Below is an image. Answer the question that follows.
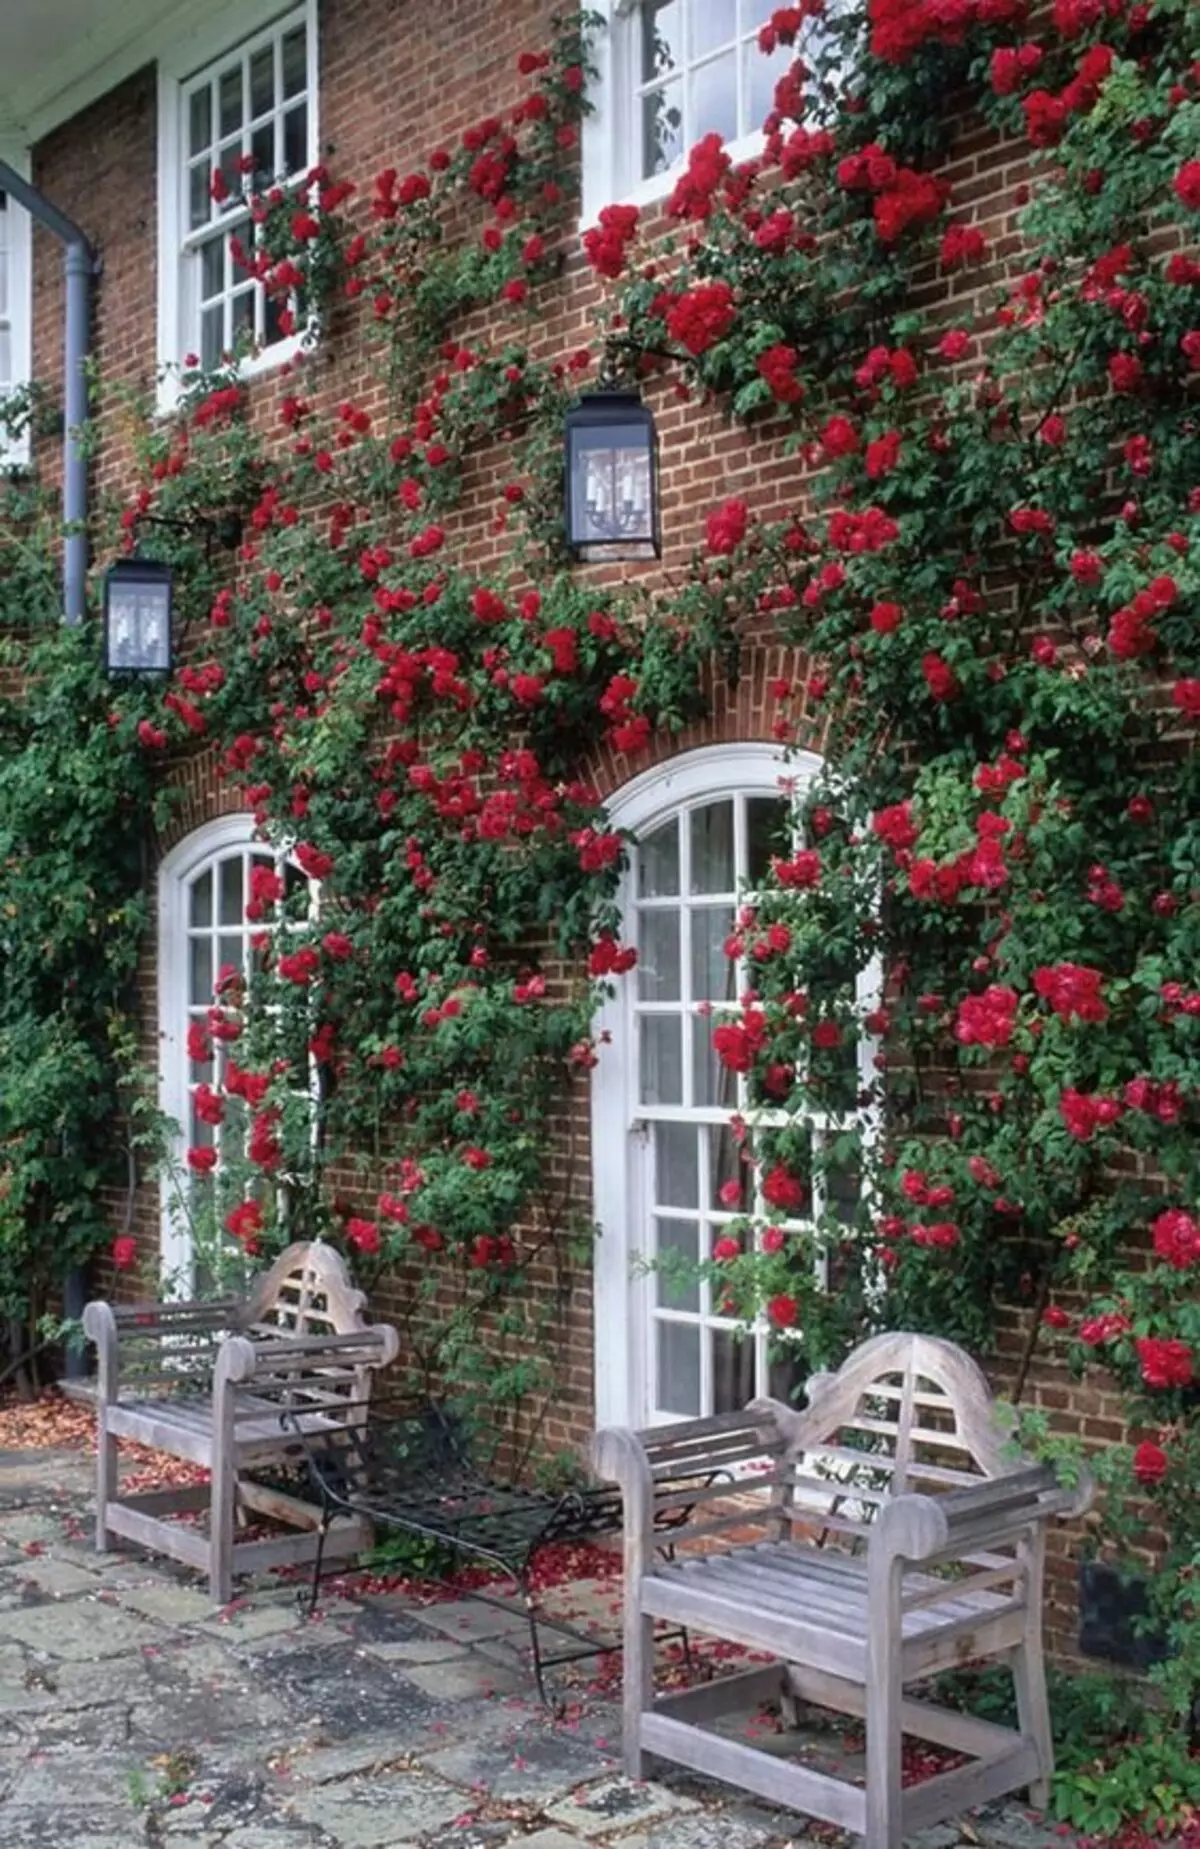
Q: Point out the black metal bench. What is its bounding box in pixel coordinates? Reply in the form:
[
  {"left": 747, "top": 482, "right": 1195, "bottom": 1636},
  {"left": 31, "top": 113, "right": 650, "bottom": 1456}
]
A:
[{"left": 288, "top": 1398, "right": 717, "bottom": 1702}]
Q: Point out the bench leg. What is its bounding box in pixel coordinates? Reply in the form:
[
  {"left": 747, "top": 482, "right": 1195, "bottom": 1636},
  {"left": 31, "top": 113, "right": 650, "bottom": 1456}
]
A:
[
  {"left": 95, "top": 1411, "right": 118, "bottom": 1552},
  {"left": 865, "top": 1562, "right": 904, "bottom": 1849},
  {"left": 209, "top": 1454, "right": 236, "bottom": 1606},
  {"left": 623, "top": 1608, "right": 654, "bottom": 1778},
  {"left": 1011, "top": 1634, "right": 1053, "bottom": 1809}
]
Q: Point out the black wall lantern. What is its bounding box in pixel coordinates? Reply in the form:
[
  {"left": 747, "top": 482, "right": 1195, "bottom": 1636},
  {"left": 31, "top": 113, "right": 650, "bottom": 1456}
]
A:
[
  {"left": 565, "top": 381, "right": 660, "bottom": 563},
  {"left": 103, "top": 557, "right": 174, "bottom": 674}
]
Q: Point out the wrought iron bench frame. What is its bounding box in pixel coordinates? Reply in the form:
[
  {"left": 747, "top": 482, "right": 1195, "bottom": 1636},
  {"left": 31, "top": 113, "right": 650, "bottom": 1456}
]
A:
[{"left": 289, "top": 1398, "right": 719, "bottom": 1703}]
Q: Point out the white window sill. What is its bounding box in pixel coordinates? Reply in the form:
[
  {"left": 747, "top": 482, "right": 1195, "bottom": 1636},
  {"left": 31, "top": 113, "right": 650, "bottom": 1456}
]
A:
[
  {"left": 580, "top": 128, "right": 767, "bottom": 232},
  {"left": 155, "top": 330, "right": 312, "bottom": 418}
]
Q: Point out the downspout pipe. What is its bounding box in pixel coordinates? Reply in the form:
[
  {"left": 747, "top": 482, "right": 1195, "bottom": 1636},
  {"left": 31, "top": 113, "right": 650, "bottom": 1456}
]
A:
[
  {"left": 0, "top": 160, "right": 96, "bottom": 1379},
  {"left": 0, "top": 158, "right": 95, "bottom": 625}
]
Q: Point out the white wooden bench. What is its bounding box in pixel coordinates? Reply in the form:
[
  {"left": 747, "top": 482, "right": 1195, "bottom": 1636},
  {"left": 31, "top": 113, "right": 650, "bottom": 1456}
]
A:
[
  {"left": 83, "top": 1240, "right": 399, "bottom": 1604},
  {"left": 594, "top": 1331, "right": 1093, "bottom": 1849}
]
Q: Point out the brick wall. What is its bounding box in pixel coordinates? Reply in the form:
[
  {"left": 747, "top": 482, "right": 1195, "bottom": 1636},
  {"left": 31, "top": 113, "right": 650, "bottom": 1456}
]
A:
[{"left": 24, "top": 0, "right": 1122, "bottom": 1657}]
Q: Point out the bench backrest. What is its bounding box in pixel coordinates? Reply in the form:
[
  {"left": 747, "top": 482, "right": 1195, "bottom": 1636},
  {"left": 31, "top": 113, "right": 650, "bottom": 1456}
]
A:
[
  {"left": 244, "top": 1239, "right": 369, "bottom": 1338},
  {"left": 595, "top": 1333, "right": 1018, "bottom": 1551},
  {"left": 752, "top": 1331, "right": 1016, "bottom": 1541},
  {"left": 86, "top": 1239, "right": 390, "bottom": 1405}
]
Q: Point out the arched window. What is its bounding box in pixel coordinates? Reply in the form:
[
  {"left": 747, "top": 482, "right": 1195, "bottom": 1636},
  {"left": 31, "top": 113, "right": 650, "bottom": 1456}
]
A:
[
  {"left": 591, "top": 743, "right": 874, "bottom": 1430},
  {"left": 157, "top": 815, "right": 307, "bottom": 1283}
]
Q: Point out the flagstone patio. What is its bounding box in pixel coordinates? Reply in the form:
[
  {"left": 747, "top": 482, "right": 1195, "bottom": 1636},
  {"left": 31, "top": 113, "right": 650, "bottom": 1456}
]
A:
[{"left": 0, "top": 1436, "right": 1073, "bottom": 1849}]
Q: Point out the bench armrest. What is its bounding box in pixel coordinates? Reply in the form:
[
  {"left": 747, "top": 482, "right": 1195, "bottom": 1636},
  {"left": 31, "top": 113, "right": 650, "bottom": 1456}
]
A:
[
  {"left": 83, "top": 1295, "right": 241, "bottom": 1405},
  {"left": 871, "top": 1462, "right": 1095, "bottom": 1566}
]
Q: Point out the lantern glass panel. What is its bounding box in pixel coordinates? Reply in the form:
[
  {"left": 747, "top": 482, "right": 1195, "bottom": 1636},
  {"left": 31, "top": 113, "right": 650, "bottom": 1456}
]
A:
[
  {"left": 569, "top": 417, "right": 658, "bottom": 561},
  {"left": 106, "top": 573, "right": 172, "bottom": 673}
]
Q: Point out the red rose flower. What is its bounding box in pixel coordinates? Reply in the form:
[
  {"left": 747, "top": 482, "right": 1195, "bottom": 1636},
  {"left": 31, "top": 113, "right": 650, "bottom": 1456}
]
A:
[
  {"left": 1132, "top": 1440, "right": 1168, "bottom": 1485},
  {"left": 767, "top": 1294, "right": 799, "bottom": 1329},
  {"left": 762, "top": 1164, "right": 806, "bottom": 1211},
  {"left": 1135, "top": 1336, "right": 1194, "bottom": 1390},
  {"left": 666, "top": 280, "right": 736, "bottom": 355},
  {"left": 111, "top": 1235, "right": 138, "bottom": 1270},
  {"left": 1173, "top": 161, "right": 1200, "bottom": 213}
]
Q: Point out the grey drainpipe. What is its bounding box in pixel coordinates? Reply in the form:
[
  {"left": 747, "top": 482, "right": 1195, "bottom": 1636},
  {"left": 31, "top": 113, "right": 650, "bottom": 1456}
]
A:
[
  {"left": 0, "top": 160, "right": 96, "bottom": 1375},
  {"left": 0, "top": 158, "right": 96, "bottom": 625}
]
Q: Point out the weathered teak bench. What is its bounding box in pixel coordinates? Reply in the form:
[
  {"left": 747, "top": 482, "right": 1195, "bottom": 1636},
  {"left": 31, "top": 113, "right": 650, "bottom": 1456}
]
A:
[
  {"left": 594, "top": 1331, "right": 1093, "bottom": 1849},
  {"left": 83, "top": 1239, "right": 399, "bottom": 1604}
]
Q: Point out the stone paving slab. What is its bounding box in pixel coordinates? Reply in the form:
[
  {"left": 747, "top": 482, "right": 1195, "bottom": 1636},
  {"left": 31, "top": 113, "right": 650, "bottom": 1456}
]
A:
[
  {"left": 545, "top": 1775, "right": 699, "bottom": 1838},
  {"left": 284, "top": 1767, "right": 470, "bottom": 1846},
  {"left": 2, "top": 1592, "right": 168, "bottom": 1658},
  {"left": 422, "top": 1730, "right": 622, "bottom": 1807}
]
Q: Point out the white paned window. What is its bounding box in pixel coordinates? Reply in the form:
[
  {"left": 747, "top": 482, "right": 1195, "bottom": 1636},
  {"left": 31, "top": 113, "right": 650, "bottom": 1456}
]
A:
[
  {"left": 591, "top": 744, "right": 877, "bottom": 1430},
  {"left": 158, "top": 816, "right": 312, "bottom": 1284},
  {"left": 157, "top": 2, "right": 318, "bottom": 393},
  {"left": 0, "top": 170, "right": 32, "bottom": 464},
  {"left": 581, "top": 0, "right": 847, "bottom": 223}
]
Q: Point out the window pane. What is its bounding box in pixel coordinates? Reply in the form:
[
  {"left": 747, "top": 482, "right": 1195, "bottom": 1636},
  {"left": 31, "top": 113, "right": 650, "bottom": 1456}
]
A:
[
  {"left": 219, "top": 856, "right": 243, "bottom": 925},
  {"left": 655, "top": 1122, "right": 698, "bottom": 1210},
  {"left": 188, "top": 85, "right": 212, "bottom": 157},
  {"left": 747, "top": 36, "right": 794, "bottom": 129},
  {"left": 657, "top": 1321, "right": 700, "bottom": 1415},
  {"left": 768, "top": 1346, "right": 806, "bottom": 1407},
  {"left": 189, "top": 162, "right": 211, "bottom": 231},
  {"left": 190, "top": 870, "right": 213, "bottom": 929},
  {"left": 641, "top": 0, "right": 681, "bottom": 82},
  {"left": 188, "top": 1015, "right": 214, "bottom": 1080},
  {"left": 692, "top": 1013, "right": 736, "bottom": 1107},
  {"left": 249, "top": 44, "right": 275, "bottom": 118},
  {"left": 218, "top": 141, "right": 242, "bottom": 200},
  {"left": 747, "top": 796, "right": 788, "bottom": 885},
  {"left": 708, "top": 1122, "right": 746, "bottom": 1211},
  {"left": 637, "top": 820, "right": 679, "bottom": 897},
  {"left": 251, "top": 119, "right": 275, "bottom": 182},
  {"left": 640, "top": 1015, "right": 682, "bottom": 1105},
  {"left": 691, "top": 50, "right": 739, "bottom": 145},
  {"left": 189, "top": 935, "right": 213, "bottom": 1005},
  {"left": 642, "top": 82, "right": 684, "bottom": 176},
  {"left": 656, "top": 1218, "right": 700, "bottom": 1311},
  {"left": 189, "top": 1107, "right": 215, "bottom": 1149},
  {"left": 218, "top": 934, "right": 244, "bottom": 979},
  {"left": 231, "top": 288, "right": 255, "bottom": 343},
  {"left": 285, "top": 860, "right": 311, "bottom": 915},
  {"left": 200, "top": 235, "right": 224, "bottom": 303},
  {"left": 218, "top": 64, "right": 244, "bottom": 138},
  {"left": 201, "top": 304, "right": 224, "bottom": 370},
  {"left": 282, "top": 25, "right": 308, "bottom": 98},
  {"left": 264, "top": 289, "right": 290, "bottom": 345},
  {"left": 637, "top": 908, "right": 681, "bottom": 1001},
  {"left": 690, "top": 904, "right": 735, "bottom": 1002},
  {"left": 283, "top": 103, "right": 307, "bottom": 174},
  {"left": 693, "top": 0, "right": 738, "bottom": 57},
  {"left": 690, "top": 802, "right": 734, "bottom": 893},
  {"left": 824, "top": 1159, "right": 860, "bottom": 1226},
  {"left": 712, "top": 1328, "right": 756, "bottom": 1413}
]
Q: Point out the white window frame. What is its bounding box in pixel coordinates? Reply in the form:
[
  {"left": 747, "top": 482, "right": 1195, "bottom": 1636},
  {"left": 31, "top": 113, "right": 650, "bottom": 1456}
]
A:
[
  {"left": 156, "top": 0, "right": 319, "bottom": 412},
  {"left": 158, "top": 813, "right": 318, "bottom": 1287},
  {"left": 0, "top": 149, "right": 32, "bottom": 468},
  {"left": 591, "top": 742, "right": 880, "bottom": 1431},
  {"left": 581, "top": 0, "right": 851, "bottom": 226}
]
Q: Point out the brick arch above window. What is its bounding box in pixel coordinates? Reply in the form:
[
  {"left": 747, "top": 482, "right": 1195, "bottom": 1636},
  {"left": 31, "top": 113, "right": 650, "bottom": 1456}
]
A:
[{"left": 583, "top": 642, "right": 829, "bottom": 804}]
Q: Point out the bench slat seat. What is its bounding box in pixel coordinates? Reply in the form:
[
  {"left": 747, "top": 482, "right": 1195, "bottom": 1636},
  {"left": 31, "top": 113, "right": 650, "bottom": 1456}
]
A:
[
  {"left": 84, "top": 1240, "right": 398, "bottom": 1604},
  {"left": 595, "top": 1331, "right": 1094, "bottom": 1849}
]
